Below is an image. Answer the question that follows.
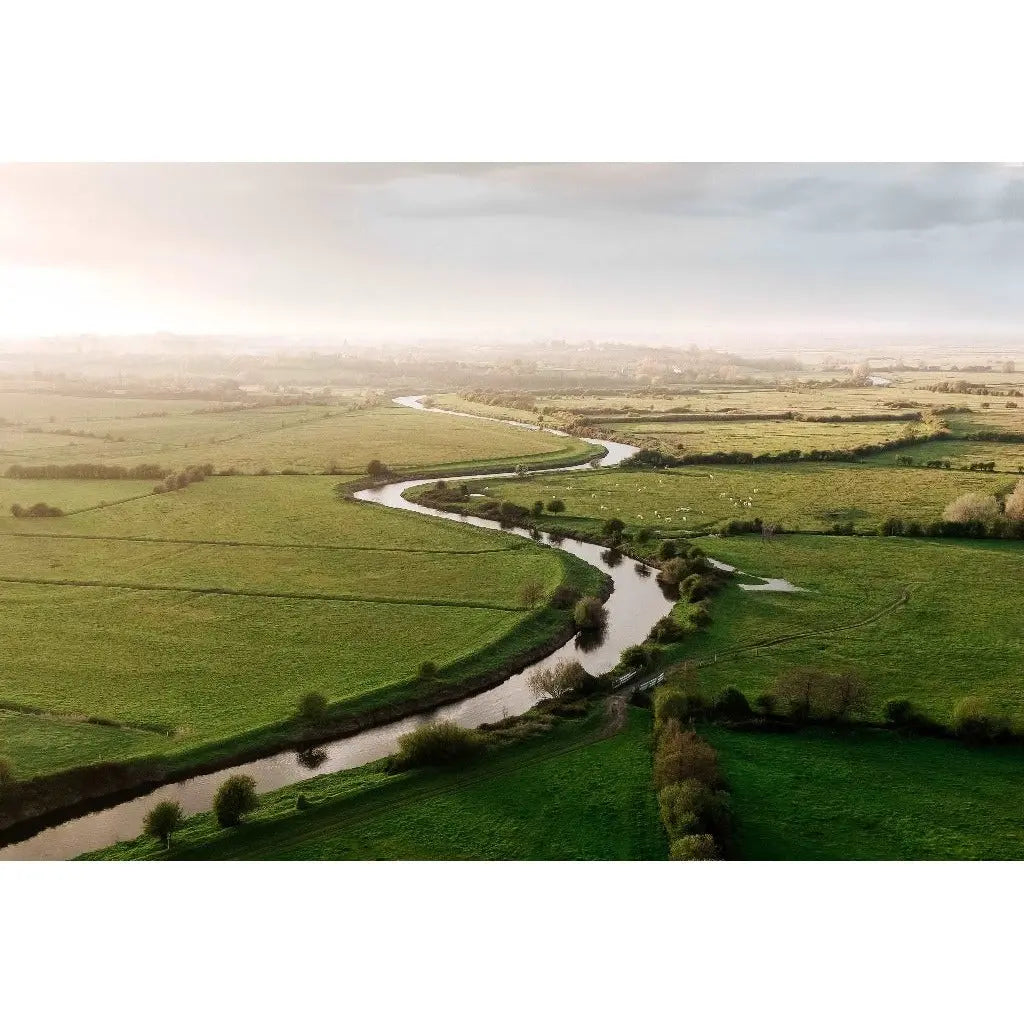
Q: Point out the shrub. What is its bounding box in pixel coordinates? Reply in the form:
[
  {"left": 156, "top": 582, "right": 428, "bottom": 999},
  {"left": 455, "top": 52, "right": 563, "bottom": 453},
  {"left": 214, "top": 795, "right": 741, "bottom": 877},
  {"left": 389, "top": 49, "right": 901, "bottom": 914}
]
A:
[
  {"left": 296, "top": 793, "right": 311, "bottom": 811},
  {"left": 653, "top": 721, "right": 721, "bottom": 789},
  {"left": 636, "top": 527, "right": 653, "bottom": 544},
  {"left": 620, "top": 644, "right": 653, "bottom": 670},
  {"left": 528, "top": 659, "right": 589, "bottom": 699},
  {"left": 532, "top": 500, "right": 544, "bottom": 517},
  {"left": 1005, "top": 479, "right": 1024, "bottom": 521},
  {"left": 753, "top": 693, "right": 777, "bottom": 717},
  {"left": 883, "top": 698, "right": 916, "bottom": 727},
  {"left": 517, "top": 578, "right": 545, "bottom": 607},
  {"left": 297, "top": 691, "right": 328, "bottom": 722},
  {"left": 550, "top": 584, "right": 580, "bottom": 609},
  {"left": 943, "top": 492, "right": 999, "bottom": 524},
  {"left": 659, "top": 779, "right": 731, "bottom": 839},
  {"left": 573, "top": 596, "right": 607, "bottom": 630},
  {"left": 0, "top": 756, "right": 14, "bottom": 789},
  {"left": 658, "top": 540, "right": 678, "bottom": 560},
  {"left": 546, "top": 498, "right": 565, "bottom": 514},
  {"left": 654, "top": 688, "right": 707, "bottom": 726},
  {"left": 952, "top": 695, "right": 1010, "bottom": 744},
  {"left": 214, "top": 775, "right": 259, "bottom": 827},
  {"left": 143, "top": 800, "right": 185, "bottom": 850},
  {"left": 601, "top": 517, "right": 625, "bottom": 537},
  {"left": 366, "top": 459, "right": 392, "bottom": 479},
  {"left": 391, "top": 720, "right": 482, "bottom": 769},
  {"left": 712, "top": 686, "right": 752, "bottom": 721},
  {"left": 417, "top": 660, "right": 438, "bottom": 681},
  {"left": 648, "top": 615, "right": 686, "bottom": 644},
  {"left": 669, "top": 834, "right": 719, "bottom": 860}
]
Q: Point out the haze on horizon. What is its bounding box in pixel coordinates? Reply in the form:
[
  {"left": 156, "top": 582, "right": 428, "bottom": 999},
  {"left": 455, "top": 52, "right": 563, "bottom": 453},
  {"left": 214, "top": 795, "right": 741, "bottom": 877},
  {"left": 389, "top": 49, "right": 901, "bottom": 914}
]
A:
[{"left": 1, "top": 163, "right": 1023, "bottom": 349}]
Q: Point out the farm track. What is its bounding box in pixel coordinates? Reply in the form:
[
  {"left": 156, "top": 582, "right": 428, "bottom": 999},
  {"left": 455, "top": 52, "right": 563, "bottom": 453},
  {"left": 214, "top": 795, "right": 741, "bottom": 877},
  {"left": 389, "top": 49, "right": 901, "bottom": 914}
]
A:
[
  {"left": 694, "top": 585, "right": 915, "bottom": 668},
  {"left": 0, "top": 574, "right": 528, "bottom": 611},
  {"left": 8, "top": 531, "right": 525, "bottom": 555},
  {"left": 172, "top": 697, "right": 630, "bottom": 861}
]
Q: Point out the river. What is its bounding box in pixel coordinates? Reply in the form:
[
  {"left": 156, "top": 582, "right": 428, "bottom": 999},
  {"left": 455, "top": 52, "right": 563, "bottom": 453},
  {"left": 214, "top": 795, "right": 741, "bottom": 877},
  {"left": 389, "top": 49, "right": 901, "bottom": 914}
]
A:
[{"left": 1, "top": 397, "right": 675, "bottom": 860}]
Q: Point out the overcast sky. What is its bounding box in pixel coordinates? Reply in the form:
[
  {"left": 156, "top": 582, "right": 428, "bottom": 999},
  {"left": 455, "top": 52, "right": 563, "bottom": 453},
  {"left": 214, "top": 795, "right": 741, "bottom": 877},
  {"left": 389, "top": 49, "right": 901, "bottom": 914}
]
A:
[{"left": 1, "top": 163, "right": 1022, "bottom": 347}]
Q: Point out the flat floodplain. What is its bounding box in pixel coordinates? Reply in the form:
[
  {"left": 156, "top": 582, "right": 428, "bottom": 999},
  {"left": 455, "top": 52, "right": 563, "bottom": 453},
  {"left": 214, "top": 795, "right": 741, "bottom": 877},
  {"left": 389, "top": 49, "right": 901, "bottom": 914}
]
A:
[
  {"left": 0, "top": 474, "right": 584, "bottom": 781},
  {"left": 1, "top": 397, "right": 600, "bottom": 474},
  {"left": 705, "top": 725, "right": 1024, "bottom": 860},
  {"left": 87, "top": 709, "right": 665, "bottom": 861},
  {"left": 446, "top": 463, "right": 1001, "bottom": 532},
  {"left": 689, "top": 534, "right": 1024, "bottom": 720}
]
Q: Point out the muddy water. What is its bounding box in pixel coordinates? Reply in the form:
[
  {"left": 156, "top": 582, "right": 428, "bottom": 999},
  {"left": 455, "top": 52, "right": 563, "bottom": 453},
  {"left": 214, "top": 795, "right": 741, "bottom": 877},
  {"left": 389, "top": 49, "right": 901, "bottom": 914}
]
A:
[{"left": 1, "top": 398, "right": 674, "bottom": 860}]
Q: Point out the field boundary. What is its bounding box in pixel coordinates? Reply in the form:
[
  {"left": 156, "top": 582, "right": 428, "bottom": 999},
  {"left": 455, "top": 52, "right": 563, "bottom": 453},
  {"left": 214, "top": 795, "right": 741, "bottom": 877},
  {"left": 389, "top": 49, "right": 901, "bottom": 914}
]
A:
[{"left": 0, "top": 574, "right": 532, "bottom": 612}]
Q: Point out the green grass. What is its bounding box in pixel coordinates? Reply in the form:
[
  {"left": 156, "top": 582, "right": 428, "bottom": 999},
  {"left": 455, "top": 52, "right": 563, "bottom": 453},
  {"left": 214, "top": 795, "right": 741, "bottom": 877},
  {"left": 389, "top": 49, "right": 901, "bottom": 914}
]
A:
[
  {"left": 436, "top": 463, "right": 998, "bottom": 533},
  {"left": 1, "top": 402, "right": 600, "bottom": 475},
  {"left": 683, "top": 534, "right": 1023, "bottom": 722},
  {"left": 865, "top": 438, "right": 1024, "bottom": 473},
  {"left": 87, "top": 708, "right": 665, "bottom": 861},
  {"left": 705, "top": 725, "right": 1024, "bottom": 860},
  {"left": 598, "top": 416, "right": 914, "bottom": 456},
  {"left": 0, "top": 477, "right": 156, "bottom": 515},
  {"left": 0, "top": 473, "right": 604, "bottom": 782}
]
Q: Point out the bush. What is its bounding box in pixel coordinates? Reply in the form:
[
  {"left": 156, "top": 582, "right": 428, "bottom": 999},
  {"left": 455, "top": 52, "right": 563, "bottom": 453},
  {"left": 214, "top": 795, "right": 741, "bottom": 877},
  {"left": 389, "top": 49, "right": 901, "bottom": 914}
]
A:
[
  {"left": 214, "top": 775, "right": 259, "bottom": 827},
  {"left": 952, "top": 695, "right": 1010, "bottom": 744},
  {"left": 620, "top": 644, "right": 653, "bottom": 670},
  {"left": 753, "top": 693, "right": 777, "bottom": 717},
  {"left": 532, "top": 500, "right": 544, "bottom": 516},
  {"left": 528, "top": 659, "right": 590, "bottom": 699},
  {"left": 943, "top": 492, "right": 999, "bottom": 524},
  {"left": 143, "top": 800, "right": 185, "bottom": 850},
  {"left": 648, "top": 615, "right": 686, "bottom": 644},
  {"left": 883, "top": 698, "right": 916, "bottom": 727},
  {"left": 545, "top": 498, "right": 565, "bottom": 514},
  {"left": 391, "top": 720, "right": 482, "bottom": 769},
  {"left": 657, "top": 540, "right": 678, "bottom": 561},
  {"left": 417, "top": 660, "right": 438, "bottom": 681},
  {"left": 669, "top": 834, "right": 719, "bottom": 860},
  {"left": 653, "top": 721, "right": 721, "bottom": 789},
  {"left": 601, "top": 517, "right": 625, "bottom": 537},
  {"left": 0, "top": 756, "right": 14, "bottom": 789},
  {"left": 573, "top": 596, "right": 607, "bottom": 630},
  {"left": 658, "top": 779, "right": 731, "bottom": 840},
  {"left": 297, "top": 691, "right": 328, "bottom": 722},
  {"left": 366, "top": 459, "right": 392, "bottom": 479},
  {"left": 517, "top": 578, "right": 545, "bottom": 607},
  {"left": 296, "top": 793, "right": 311, "bottom": 811},
  {"left": 550, "top": 584, "right": 580, "bottom": 609},
  {"left": 713, "top": 686, "right": 752, "bottom": 720}
]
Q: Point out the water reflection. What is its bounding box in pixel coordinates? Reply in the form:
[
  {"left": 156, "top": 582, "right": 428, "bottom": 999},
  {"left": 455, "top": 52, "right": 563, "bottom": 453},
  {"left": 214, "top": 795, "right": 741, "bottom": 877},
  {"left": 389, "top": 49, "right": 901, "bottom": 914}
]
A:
[{"left": 295, "top": 748, "right": 328, "bottom": 772}]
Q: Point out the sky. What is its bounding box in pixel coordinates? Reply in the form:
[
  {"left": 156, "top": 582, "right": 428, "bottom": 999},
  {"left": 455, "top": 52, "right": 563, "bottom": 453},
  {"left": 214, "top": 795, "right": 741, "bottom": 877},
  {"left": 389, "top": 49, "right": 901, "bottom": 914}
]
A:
[{"left": 1, "top": 163, "right": 1023, "bottom": 347}]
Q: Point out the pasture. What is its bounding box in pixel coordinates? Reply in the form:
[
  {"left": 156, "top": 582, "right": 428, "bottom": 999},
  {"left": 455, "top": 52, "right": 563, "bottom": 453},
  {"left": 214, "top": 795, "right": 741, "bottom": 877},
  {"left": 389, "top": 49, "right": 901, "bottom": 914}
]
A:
[
  {"left": 686, "top": 535, "right": 1024, "bottom": 722},
  {"left": 0, "top": 473, "right": 598, "bottom": 783},
  {"left": 87, "top": 708, "right": 665, "bottom": 861},
  {"left": 442, "top": 463, "right": 998, "bottom": 533},
  {"left": 1, "top": 393, "right": 600, "bottom": 475},
  {"left": 705, "top": 725, "right": 1024, "bottom": 860}
]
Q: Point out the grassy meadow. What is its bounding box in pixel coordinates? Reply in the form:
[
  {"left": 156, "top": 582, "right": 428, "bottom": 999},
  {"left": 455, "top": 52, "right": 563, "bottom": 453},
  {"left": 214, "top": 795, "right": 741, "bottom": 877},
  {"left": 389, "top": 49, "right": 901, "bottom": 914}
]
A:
[
  {"left": 683, "top": 534, "right": 1024, "bottom": 722},
  {"left": 0, "top": 393, "right": 600, "bottom": 476},
  {"left": 88, "top": 708, "right": 665, "bottom": 861},
  {"left": 437, "top": 463, "right": 1000, "bottom": 533},
  {"left": 705, "top": 725, "right": 1024, "bottom": 860},
  {"left": 0, "top": 428, "right": 605, "bottom": 784}
]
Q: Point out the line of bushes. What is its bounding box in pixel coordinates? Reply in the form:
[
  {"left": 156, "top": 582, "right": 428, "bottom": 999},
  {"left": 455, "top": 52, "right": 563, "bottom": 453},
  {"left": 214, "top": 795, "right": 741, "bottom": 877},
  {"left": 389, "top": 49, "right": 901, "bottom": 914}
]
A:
[
  {"left": 622, "top": 428, "right": 951, "bottom": 469},
  {"left": 5, "top": 462, "right": 169, "bottom": 480},
  {"left": 10, "top": 502, "right": 64, "bottom": 518},
  {"left": 651, "top": 673, "right": 732, "bottom": 860}
]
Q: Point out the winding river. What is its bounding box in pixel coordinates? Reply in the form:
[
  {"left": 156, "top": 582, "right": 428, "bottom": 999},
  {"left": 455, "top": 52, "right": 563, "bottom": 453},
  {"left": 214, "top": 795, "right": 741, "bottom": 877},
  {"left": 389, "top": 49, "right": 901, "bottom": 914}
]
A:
[{"left": 1, "top": 397, "right": 675, "bottom": 860}]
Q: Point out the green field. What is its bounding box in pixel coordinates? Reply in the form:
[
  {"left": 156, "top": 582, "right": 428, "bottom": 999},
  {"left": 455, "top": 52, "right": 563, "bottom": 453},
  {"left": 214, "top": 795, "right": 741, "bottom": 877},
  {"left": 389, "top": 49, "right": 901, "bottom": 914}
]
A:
[
  {"left": 1, "top": 395, "right": 601, "bottom": 475},
  {"left": 705, "top": 725, "right": 1024, "bottom": 860},
  {"left": 87, "top": 707, "right": 665, "bottom": 861},
  {"left": 0, "top": 473, "right": 602, "bottom": 783},
  {"left": 596, "top": 416, "right": 917, "bottom": 457},
  {"left": 436, "top": 463, "right": 998, "bottom": 533},
  {"left": 683, "top": 534, "right": 1024, "bottom": 722},
  {"left": 865, "top": 437, "right": 1024, "bottom": 473}
]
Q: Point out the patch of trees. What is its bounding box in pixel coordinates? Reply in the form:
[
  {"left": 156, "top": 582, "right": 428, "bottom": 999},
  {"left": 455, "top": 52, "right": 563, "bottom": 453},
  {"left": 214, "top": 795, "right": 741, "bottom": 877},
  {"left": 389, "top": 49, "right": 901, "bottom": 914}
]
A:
[
  {"left": 928, "top": 381, "right": 1023, "bottom": 397},
  {"left": 11, "top": 502, "right": 64, "bottom": 518},
  {"left": 5, "top": 462, "right": 168, "bottom": 480},
  {"left": 652, "top": 684, "right": 732, "bottom": 860},
  {"left": 152, "top": 463, "right": 214, "bottom": 494}
]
